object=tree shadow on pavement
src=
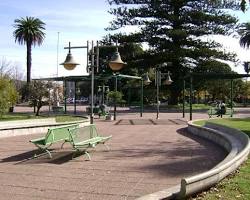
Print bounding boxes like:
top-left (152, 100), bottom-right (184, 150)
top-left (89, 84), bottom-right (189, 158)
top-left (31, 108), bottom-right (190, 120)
top-left (0, 149), bottom-right (84, 165)
top-left (134, 128), bottom-right (227, 177)
top-left (102, 127), bottom-right (227, 177)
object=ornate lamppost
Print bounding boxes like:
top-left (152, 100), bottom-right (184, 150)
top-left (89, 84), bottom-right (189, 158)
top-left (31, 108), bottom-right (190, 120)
top-left (108, 47), bottom-right (126, 120)
top-left (144, 63), bottom-right (173, 119)
top-left (61, 41), bottom-right (125, 123)
top-left (98, 85), bottom-right (109, 105)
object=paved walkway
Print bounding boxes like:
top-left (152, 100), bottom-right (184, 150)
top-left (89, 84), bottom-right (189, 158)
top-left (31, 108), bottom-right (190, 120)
top-left (0, 109), bottom-right (228, 200)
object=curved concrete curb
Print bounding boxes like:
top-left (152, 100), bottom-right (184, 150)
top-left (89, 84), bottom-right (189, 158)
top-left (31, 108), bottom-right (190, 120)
top-left (137, 120), bottom-right (250, 200)
top-left (0, 117), bottom-right (90, 138)
top-left (178, 121), bottom-right (250, 199)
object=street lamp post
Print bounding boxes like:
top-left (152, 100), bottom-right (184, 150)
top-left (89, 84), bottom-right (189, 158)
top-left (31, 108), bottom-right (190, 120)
top-left (61, 41), bottom-right (125, 123)
top-left (156, 69), bottom-right (160, 119)
top-left (144, 63), bottom-right (173, 119)
top-left (108, 46), bottom-right (126, 120)
top-left (189, 74), bottom-right (193, 121)
top-left (98, 85), bottom-right (109, 105)
top-left (61, 41), bottom-right (98, 124)
top-left (141, 72), bottom-right (152, 117)
top-left (155, 70), bottom-right (173, 119)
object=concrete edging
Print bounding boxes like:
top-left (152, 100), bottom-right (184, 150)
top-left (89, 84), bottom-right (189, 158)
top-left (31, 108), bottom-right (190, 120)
top-left (177, 120), bottom-right (250, 199)
top-left (0, 117), bottom-right (90, 138)
top-left (137, 120), bottom-right (250, 200)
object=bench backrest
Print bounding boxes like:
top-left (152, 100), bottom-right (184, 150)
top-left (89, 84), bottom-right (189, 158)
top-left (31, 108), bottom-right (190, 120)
top-left (69, 124), bottom-right (97, 144)
top-left (45, 124), bottom-right (79, 144)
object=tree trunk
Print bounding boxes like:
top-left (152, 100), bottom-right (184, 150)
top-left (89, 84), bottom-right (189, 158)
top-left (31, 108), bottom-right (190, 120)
top-left (26, 42), bottom-right (32, 83)
top-left (36, 106), bottom-right (41, 116)
top-left (36, 103), bottom-right (42, 116)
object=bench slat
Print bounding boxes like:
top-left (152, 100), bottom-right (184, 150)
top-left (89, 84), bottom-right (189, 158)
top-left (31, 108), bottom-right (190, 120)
top-left (208, 108), bottom-right (234, 118)
top-left (74, 136), bottom-right (111, 147)
top-left (29, 124), bottom-right (79, 158)
top-left (30, 137), bottom-right (46, 145)
top-left (69, 124), bottom-right (112, 160)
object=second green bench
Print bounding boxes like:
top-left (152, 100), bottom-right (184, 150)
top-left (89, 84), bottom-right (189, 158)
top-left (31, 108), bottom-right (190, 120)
top-left (208, 107), bottom-right (234, 118)
top-left (68, 124), bottom-right (112, 160)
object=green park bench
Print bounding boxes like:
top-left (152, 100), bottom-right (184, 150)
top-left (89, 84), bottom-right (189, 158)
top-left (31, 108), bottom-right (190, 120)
top-left (68, 124), bottom-right (112, 160)
top-left (86, 107), bottom-right (100, 114)
top-left (52, 106), bottom-right (64, 113)
top-left (29, 124), bottom-right (79, 158)
top-left (208, 107), bottom-right (234, 118)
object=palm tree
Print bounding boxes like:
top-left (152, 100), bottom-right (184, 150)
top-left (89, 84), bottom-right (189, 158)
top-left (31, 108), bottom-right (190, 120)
top-left (239, 23), bottom-right (250, 49)
top-left (13, 17), bottom-right (46, 83)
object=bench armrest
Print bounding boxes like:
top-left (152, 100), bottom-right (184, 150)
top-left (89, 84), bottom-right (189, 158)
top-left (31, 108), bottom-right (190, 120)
top-left (30, 137), bottom-right (46, 145)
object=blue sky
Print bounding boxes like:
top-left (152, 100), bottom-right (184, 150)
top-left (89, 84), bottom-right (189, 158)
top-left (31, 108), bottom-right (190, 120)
top-left (1, 1), bottom-right (250, 79)
top-left (0, 0), bottom-right (114, 78)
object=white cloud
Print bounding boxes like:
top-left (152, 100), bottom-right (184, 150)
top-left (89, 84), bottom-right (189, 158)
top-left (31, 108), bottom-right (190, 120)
top-left (210, 35), bottom-right (250, 74)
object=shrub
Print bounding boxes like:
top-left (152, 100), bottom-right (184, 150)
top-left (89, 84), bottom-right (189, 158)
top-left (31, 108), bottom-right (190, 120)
top-left (0, 78), bottom-right (18, 116)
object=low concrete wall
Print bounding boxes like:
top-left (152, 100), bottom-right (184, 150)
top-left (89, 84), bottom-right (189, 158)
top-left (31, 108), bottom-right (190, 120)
top-left (177, 121), bottom-right (250, 199)
top-left (0, 117), bottom-right (90, 138)
top-left (0, 118), bottom-right (57, 129)
top-left (136, 120), bottom-right (250, 200)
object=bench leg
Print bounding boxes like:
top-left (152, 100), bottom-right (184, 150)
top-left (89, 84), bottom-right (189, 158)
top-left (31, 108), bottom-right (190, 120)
top-left (61, 141), bottom-right (67, 149)
top-left (34, 144), bottom-right (53, 159)
top-left (84, 151), bottom-right (91, 161)
top-left (72, 149), bottom-right (91, 161)
top-left (103, 143), bottom-right (110, 151)
top-left (45, 149), bottom-right (52, 159)
top-left (32, 149), bottom-right (52, 159)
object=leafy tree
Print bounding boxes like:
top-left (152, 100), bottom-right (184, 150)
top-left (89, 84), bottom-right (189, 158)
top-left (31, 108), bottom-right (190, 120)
top-left (239, 22), bottom-right (250, 48)
top-left (0, 57), bottom-right (13, 78)
top-left (107, 91), bottom-right (124, 105)
top-left (207, 0), bottom-right (247, 11)
top-left (0, 78), bottom-right (18, 116)
top-left (193, 60), bottom-right (240, 102)
top-left (107, 0), bottom-right (237, 104)
top-left (13, 17), bottom-right (46, 83)
top-left (28, 81), bottom-right (52, 116)
top-left (0, 57), bottom-right (25, 99)
top-left (237, 80), bottom-right (250, 105)
top-left (87, 38), bottom-right (144, 105)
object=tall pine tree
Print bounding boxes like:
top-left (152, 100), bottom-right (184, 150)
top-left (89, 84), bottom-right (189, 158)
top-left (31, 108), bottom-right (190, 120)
top-left (107, 0), bottom-right (238, 104)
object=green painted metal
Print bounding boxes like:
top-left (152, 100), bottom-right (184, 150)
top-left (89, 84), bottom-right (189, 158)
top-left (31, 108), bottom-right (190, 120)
top-left (35, 73), bottom-right (148, 119)
top-left (184, 73), bottom-right (250, 79)
top-left (183, 78), bottom-right (185, 118)
top-left (74, 81), bottom-right (77, 114)
top-left (69, 124), bottom-right (112, 160)
top-left (90, 41), bottom-right (95, 124)
top-left (189, 75), bottom-right (193, 121)
top-left (63, 80), bottom-right (67, 114)
top-left (114, 74), bottom-right (118, 120)
top-left (30, 124), bottom-right (79, 158)
top-left (208, 107), bottom-right (234, 118)
top-left (230, 79), bottom-right (233, 117)
top-left (156, 70), bottom-right (160, 119)
top-left (117, 74), bottom-right (141, 80)
top-left (183, 72), bottom-right (244, 121)
top-left (140, 79), bottom-right (143, 117)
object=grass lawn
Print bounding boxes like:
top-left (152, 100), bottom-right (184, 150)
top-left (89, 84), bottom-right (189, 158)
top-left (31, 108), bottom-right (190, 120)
top-left (0, 113), bottom-right (86, 122)
top-left (192, 118), bottom-right (250, 200)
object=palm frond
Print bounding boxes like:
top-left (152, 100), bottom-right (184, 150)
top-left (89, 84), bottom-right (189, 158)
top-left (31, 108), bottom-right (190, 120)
top-left (13, 16), bottom-right (46, 46)
top-left (239, 22), bottom-right (250, 49)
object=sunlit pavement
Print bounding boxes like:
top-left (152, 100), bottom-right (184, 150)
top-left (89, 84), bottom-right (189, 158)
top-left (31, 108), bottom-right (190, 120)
top-left (0, 105), bottom-right (248, 199)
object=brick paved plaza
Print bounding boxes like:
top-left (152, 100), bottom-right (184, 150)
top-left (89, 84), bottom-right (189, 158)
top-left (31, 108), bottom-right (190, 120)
top-left (0, 106), bottom-right (232, 200)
